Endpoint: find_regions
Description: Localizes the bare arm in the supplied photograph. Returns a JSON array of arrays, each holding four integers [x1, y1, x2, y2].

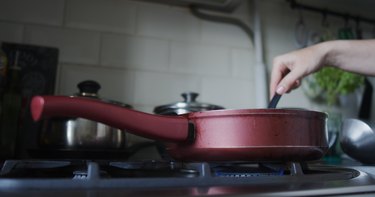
[[270, 39, 375, 97]]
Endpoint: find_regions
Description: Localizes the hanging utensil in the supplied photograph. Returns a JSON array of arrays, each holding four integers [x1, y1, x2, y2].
[[295, 8, 308, 48]]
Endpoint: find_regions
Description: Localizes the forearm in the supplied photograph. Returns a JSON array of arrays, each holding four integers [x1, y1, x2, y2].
[[270, 39, 375, 96], [322, 39, 375, 76]]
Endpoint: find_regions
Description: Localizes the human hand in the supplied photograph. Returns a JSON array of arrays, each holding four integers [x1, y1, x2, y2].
[[269, 43, 328, 97]]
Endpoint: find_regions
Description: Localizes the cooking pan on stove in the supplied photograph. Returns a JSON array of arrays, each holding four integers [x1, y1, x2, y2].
[[30, 95, 328, 162]]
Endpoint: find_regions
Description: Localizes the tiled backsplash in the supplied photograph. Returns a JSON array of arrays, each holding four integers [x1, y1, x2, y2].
[[0, 0, 259, 113]]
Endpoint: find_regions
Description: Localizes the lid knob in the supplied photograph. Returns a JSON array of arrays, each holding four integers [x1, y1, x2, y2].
[[77, 80, 101, 96], [181, 92, 199, 103]]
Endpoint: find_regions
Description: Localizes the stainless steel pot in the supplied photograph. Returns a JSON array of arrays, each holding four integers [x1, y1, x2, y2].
[[38, 80, 132, 149]]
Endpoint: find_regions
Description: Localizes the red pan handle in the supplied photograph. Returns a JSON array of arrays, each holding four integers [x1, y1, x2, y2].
[[31, 96, 193, 142]]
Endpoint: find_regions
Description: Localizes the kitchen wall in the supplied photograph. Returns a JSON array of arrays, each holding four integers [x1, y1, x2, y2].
[[0, 0, 374, 119], [0, 0, 258, 112]]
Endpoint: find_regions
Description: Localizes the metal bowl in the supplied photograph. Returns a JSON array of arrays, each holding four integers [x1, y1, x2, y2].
[[340, 118, 375, 164]]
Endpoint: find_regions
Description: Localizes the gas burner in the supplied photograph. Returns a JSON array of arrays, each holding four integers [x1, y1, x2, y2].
[[71, 162, 110, 179], [0, 160, 78, 178], [211, 163, 285, 177], [107, 160, 199, 178], [0, 160, 201, 179], [109, 160, 182, 170], [206, 162, 360, 180], [73, 170, 88, 179]]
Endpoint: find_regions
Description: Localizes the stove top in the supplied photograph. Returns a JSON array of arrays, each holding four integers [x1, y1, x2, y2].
[[1, 159, 375, 196]]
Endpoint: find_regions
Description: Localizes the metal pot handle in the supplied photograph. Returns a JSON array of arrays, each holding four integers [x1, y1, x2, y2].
[[31, 96, 192, 142]]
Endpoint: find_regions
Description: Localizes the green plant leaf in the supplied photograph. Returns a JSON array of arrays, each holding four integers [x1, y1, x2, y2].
[[314, 66, 364, 106]]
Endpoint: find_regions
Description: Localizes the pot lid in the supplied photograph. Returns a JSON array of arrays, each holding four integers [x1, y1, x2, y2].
[[153, 92, 224, 115], [75, 80, 132, 108]]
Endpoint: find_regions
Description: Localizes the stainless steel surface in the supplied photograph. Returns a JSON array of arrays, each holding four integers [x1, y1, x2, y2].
[[340, 119, 375, 164], [153, 92, 224, 115], [40, 118, 126, 149]]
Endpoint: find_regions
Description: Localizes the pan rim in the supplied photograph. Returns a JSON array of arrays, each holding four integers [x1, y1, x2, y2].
[[187, 108, 327, 119]]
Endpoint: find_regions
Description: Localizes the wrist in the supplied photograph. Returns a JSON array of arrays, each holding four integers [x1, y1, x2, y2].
[[319, 40, 348, 69], [318, 41, 336, 68]]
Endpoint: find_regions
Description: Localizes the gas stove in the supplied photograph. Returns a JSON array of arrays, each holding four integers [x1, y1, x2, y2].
[[1, 159, 375, 197]]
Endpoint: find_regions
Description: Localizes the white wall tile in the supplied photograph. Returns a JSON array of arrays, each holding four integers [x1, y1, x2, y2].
[[101, 34, 169, 71], [131, 104, 157, 114], [170, 41, 230, 76], [232, 48, 255, 79], [0, 0, 64, 26], [58, 64, 135, 104], [24, 25, 100, 65], [137, 3, 200, 42], [0, 22, 23, 43], [260, 0, 307, 68], [133, 71, 201, 106], [201, 77, 254, 109], [201, 21, 252, 48], [65, 0, 137, 34]]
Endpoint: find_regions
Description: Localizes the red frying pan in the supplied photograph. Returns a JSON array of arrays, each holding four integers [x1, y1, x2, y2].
[[31, 95, 328, 162]]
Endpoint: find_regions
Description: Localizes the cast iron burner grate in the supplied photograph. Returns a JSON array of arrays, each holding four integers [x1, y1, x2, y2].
[[0, 160, 202, 179]]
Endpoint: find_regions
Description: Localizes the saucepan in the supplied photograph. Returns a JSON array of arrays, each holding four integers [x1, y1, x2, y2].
[[30, 94, 328, 162], [39, 80, 132, 150]]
